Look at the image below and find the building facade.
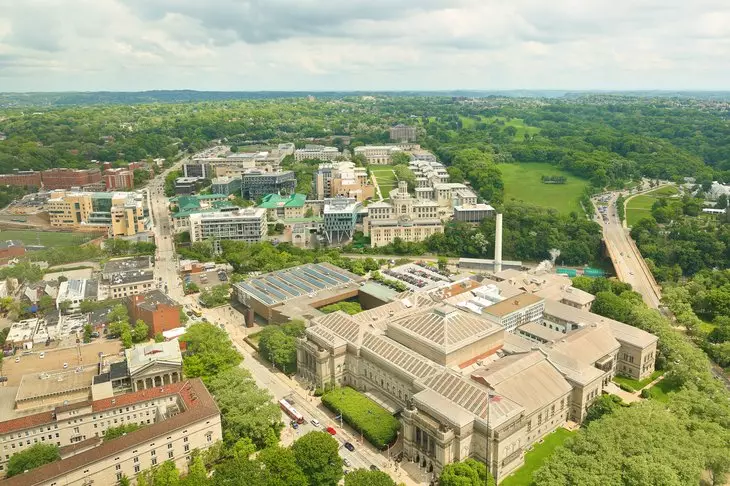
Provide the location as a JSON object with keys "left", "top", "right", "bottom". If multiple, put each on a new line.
{"left": 46, "top": 191, "right": 148, "bottom": 236}
{"left": 189, "top": 208, "right": 267, "bottom": 250}
{"left": 258, "top": 193, "right": 308, "bottom": 220}
{"left": 126, "top": 291, "right": 182, "bottom": 337}
{"left": 102, "top": 257, "right": 156, "bottom": 300}
{"left": 0, "top": 379, "right": 222, "bottom": 485}
{"left": 323, "top": 197, "right": 361, "bottom": 244}
{"left": 211, "top": 176, "right": 242, "bottom": 195}
{"left": 390, "top": 124, "right": 417, "bottom": 142}
{"left": 353, "top": 145, "right": 403, "bottom": 165}
{"left": 241, "top": 170, "right": 296, "bottom": 200}
{"left": 294, "top": 145, "right": 341, "bottom": 162}
{"left": 314, "top": 161, "right": 373, "bottom": 201}
{"left": 453, "top": 204, "right": 496, "bottom": 223}
{"left": 365, "top": 182, "right": 443, "bottom": 247}
{"left": 103, "top": 169, "right": 134, "bottom": 191}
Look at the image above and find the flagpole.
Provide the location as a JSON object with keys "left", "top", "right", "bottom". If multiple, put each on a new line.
{"left": 486, "top": 393, "right": 490, "bottom": 486}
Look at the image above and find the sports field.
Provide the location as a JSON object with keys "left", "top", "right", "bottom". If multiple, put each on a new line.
{"left": 0, "top": 230, "right": 102, "bottom": 247}
{"left": 370, "top": 166, "right": 397, "bottom": 199}
{"left": 500, "top": 163, "right": 588, "bottom": 214}
{"left": 625, "top": 186, "right": 679, "bottom": 227}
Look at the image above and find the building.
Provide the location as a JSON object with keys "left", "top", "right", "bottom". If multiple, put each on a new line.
{"left": 101, "top": 257, "right": 156, "bottom": 300}
{"left": 189, "top": 208, "right": 267, "bottom": 250}
{"left": 365, "top": 182, "right": 443, "bottom": 247}
{"left": 103, "top": 168, "right": 134, "bottom": 191}
{"left": 241, "top": 170, "right": 296, "bottom": 200}
{"left": 126, "top": 290, "right": 182, "bottom": 337}
{"left": 314, "top": 161, "right": 374, "bottom": 201}
{"left": 296, "top": 272, "right": 658, "bottom": 482}
{"left": 233, "top": 262, "right": 364, "bottom": 324}
{"left": 124, "top": 340, "right": 184, "bottom": 391}
{"left": 258, "top": 193, "right": 308, "bottom": 220}
{"left": 453, "top": 204, "right": 496, "bottom": 223}
{"left": 0, "top": 379, "right": 222, "bottom": 484}
{"left": 323, "top": 197, "right": 361, "bottom": 244}
{"left": 182, "top": 162, "right": 213, "bottom": 179}
{"left": 353, "top": 145, "right": 403, "bottom": 165}
{"left": 0, "top": 171, "right": 42, "bottom": 188}
{"left": 211, "top": 176, "right": 242, "bottom": 196}
{"left": 390, "top": 124, "right": 417, "bottom": 142}
{"left": 39, "top": 168, "right": 103, "bottom": 190}
{"left": 294, "top": 145, "right": 341, "bottom": 162}
{"left": 46, "top": 191, "right": 148, "bottom": 236}
{"left": 0, "top": 240, "right": 26, "bottom": 264}
{"left": 170, "top": 199, "right": 237, "bottom": 233}
{"left": 56, "top": 279, "right": 98, "bottom": 312}
{"left": 174, "top": 177, "right": 202, "bottom": 195}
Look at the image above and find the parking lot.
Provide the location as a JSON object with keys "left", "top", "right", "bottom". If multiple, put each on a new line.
{"left": 2, "top": 339, "right": 123, "bottom": 386}
{"left": 383, "top": 262, "right": 452, "bottom": 291}
{"left": 183, "top": 269, "right": 229, "bottom": 290}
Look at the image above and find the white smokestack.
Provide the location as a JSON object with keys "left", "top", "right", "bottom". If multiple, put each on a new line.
{"left": 494, "top": 213, "right": 503, "bottom": 273}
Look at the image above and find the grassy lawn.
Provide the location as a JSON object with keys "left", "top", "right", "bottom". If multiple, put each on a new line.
{"left": 499, "top": 162, "right": 589, "bottom": 214}
{"left": 645, "top": 379, "right": 678, "bottom": 403}
{"left": 370, "top": 166, "right": 397, "bottom": 197}
{"left": 626, "top": 186, "right": 679, "bottom": 227}
{"left": 0, "top": 229, "right": 102, "bottom": 247}
{"left": 613, "top": 370, "right": 664, "bottom": 391}
{"left": 485, "top": 116, "right": 541, "bottom": 141}
{"left": 501, "top": 428, "right": 576, "bottom": 486}
{"left": 321, "top": 387, "right": 400, "bottom": 449}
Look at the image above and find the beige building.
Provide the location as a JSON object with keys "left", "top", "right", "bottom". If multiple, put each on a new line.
{"left": 353, "top": 145, "right": 403, "bottom": 165}
{"left": 314, "top": 161, "right": 374, "bottom": 202}
{"left": 46, "top": 190, "right": 148, "bottom": 236}
{"left": 294, "top": 145, "right": 341, "bottom": 162}
{"left": 365, "top": 182, "right": 443, "bottom": 247}
{"left": 189, "top": 207, "right": 267, "bottom": 251}
{"left": 101, "top": 257, "right": 156, "bottom": 300}
{"left": 0, "top": 379, "right": 222, "bottom": 484}
{"left": 126, "top": 341, "right": 184, "bottom": 392}
{"left": 297, "top": 271, "right": 658, "bottom": 482}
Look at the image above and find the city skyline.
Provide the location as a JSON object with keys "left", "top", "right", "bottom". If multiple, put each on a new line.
{"left": 1, "top": 0, "right": 728, "bottom": 92}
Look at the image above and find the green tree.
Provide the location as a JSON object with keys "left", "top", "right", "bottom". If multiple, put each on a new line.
{"left": 152, "top": 460, "right": 180, "bottom": 486}
{"left": 83, "top": 324, "right": 93, "bottom": 343}
{"left": 232, "top": 437, "right": 256, "bottom": 461}
{"left": 38, "top": 295, "right": 55, "bottom": 315}
{"left": 584, "top": 394, "right": 624, "bottom": 425}
{"left": 121, "top": 328, "right": 133, "bottom": 348}
{"left": 181, "top": 323, "right": 242, "bottom": 378}
{"left": 344, "top": 469, "right": 396, "bottom": 486}
{"left": 437, "top": 256, "right": 449, "bottom": 272}
{"left": 392, "top": 165, "right": 416, "bottom": 193}
{"left": 439, "top": 458, "right": 494, "bottom": 486}
{"left": 103, "top": 423, "right": 142, "bottom": 441}
{"left": 206, "top": 367, "right": 282, "bottom": 447}
{"left": 291, "top": 431, "right": 344, "bottom": 486}
{"left": 390, "top": 151, "right": 411, "bottom": 165}
{"left": 717, "top": 193, "right": 728, "bottom": 210}
{"left": 119, "top": 475, "right": 131, "bottom": 486}
{"left": 155, "top": 332, "right": 165, "bottom": 343}
{"left": 6, "top": 443, "right": 60, "bottom": 477}
{"left": 181, "top": 454, "right": 209, "bottom": 486}
{"left": 133, "top": 319, "right": 149, "bottom": 342}
{"left": 257, "top": 447, "right": 309, "bottom": 486}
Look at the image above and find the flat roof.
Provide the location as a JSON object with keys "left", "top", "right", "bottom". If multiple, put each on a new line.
{"left": 234, "top": 262, "right": 361, "bottom": 307}
{"left": 102, "top": 256, "right": 151, "bottom": 274}
{"left": 483, "top": 293, "right": 543, "bottom": 317}
{"left": 15, "top": 367, "right": 97, "bottom": 403}
{"left": 517, "top": 321, "right": 565, "bottom": 342}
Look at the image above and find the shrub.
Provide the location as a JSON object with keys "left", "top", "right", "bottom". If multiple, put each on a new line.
{"left": 321, "top": 387, "right": 400, "bottom": 449}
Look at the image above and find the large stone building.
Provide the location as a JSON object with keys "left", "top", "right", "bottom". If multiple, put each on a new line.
{"left": 314, "top": 161, "right": 374, "bottom": 202}
{"left": 390, "top": 124, "right": 417, "bottom": 142}
{"left": 294, "top": 144, "right": 341, "bottom": 162}
{"left": 189, "top": 207, "right": 267, "bottom": 250}
{"left": 365, "top": 182, "right": 442, "bottom": 247}
{"left": 258, "top": 193, "right": 309, "bottom": 220}
{"left": 296, "top": 270, "right": 657, "bottom": 482}
{"left": 46, "top": 190, "right": 148, "bottom": 236}
{"left": 0, "top": 379, "right": 221, "bottom": 485}
{"left": 354, "top": 145, "right": 403, "bottom": 165}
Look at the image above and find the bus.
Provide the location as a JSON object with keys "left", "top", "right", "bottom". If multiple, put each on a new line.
{"left": 191, "top": 308, "right": 202, "bottom": 318}
{"left": 279, "top": 399, "right": 304, "bottom": 424}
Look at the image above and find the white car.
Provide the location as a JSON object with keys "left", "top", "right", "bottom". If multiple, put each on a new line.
{"left": 39, "top": 352, "right": 45, "bottom": 359}
{"left": 63, "top": 362, "right": 68, "bottom": 369}
{"left": 310, "top": 419, "right": 320, "bottom": 428}
{"left": 14, "top": 357, "right": 19, "bottom": 363}
{"left": 343, "top": 458, "right": 352, "bottom": 467}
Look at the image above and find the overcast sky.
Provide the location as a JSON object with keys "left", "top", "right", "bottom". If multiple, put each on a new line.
{"left": 0, "top": 0, "right": 728, "bottom": 92}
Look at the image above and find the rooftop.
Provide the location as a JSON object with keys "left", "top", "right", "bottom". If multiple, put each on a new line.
{"left": 102, "top": 256, "right": 151, "bottom": 275}
{"left": 517, "top": 321, "right": 565, "bottom": 343}
{"left": 483, "top": 293, "right": 544, "bottom": 317}
{"left": 129, "top": 290, "right": 180, "bottom": 312}
{"left": 125, "top": 340, "right": 183, "bottom": 375}
{"left": 258, "top": 193, "right": 307, "bottom": 209}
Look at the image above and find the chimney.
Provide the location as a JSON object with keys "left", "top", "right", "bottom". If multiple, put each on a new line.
{"left": 494, "top": 213, "right": 503, "bottom": 273}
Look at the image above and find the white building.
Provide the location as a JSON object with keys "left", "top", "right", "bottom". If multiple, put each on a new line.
{"left": 294, "top": 145, "right": 341, "bottom": 162}
{"left": 189, "top": 207, "right": 267, "bottom": 250}
{"left": 56, "top": 279, "right": 98, "bottom": 312}
{"left": 323, "top": 197, "right": 362, "bottom": 244}
{"left": 354, "top": 145, "right": 403, "bottom": 165}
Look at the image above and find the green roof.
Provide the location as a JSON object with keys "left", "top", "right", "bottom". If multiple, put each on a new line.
{"left": 170, "top": 194, "right": 227, "bottom": 203}
{"left": 172, "top": 203, "right": 236, "bottom": 219}
{"left": 258, "top": 193, "right": 307, "bottom": 209}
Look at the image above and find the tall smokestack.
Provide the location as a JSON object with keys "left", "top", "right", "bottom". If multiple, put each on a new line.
{"left": 494, "top": 213, "right": 503, "bottom": 273}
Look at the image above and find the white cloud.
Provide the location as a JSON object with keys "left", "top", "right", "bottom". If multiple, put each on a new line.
{"left": 0, "top": 0, "right": 728, "bottom": 91}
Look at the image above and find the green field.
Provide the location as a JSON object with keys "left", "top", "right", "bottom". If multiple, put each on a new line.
{"left": 501, "top": 428, "right": 576, "bottom": 486}
{"left": 499, "top": 163, "right": 589, "bottom": 214}
{"left": 613, "top": 370, "right": 663, "bottom": 392}
{"left": 645, "top": 379, "right": 678, "bottom": 403}
{"left": 625, "top": 186, "right": 679, "bottom": 227}
{"left": 0, "top": 230, "right": 102, "bottom": 247}
{"left": 321, "top": 387, "right": 400, "bottom": 449}
{"left": 370, "top": 166, "right": 397, "bottom": 198}
{"left": 458, "top": 115, "right": 540, "bottom": 141}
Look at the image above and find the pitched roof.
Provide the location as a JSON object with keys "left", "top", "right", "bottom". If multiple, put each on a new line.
{"left": 483, "top": 293, "right": 543, "bottom": 317}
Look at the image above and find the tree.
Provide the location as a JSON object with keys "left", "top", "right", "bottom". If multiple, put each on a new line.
{"left": 121, "top": 328, "right": 133, "bottom": 348}
{"left": 103, "top": 423, "right": 142, "bottom": 441}
{"left": 182, "top": 323, "right": 242, "bottom": 378}
{"left": 108, "top": 303, "right": 129, "bottom": 325}
{"left": 717, "top": 193, "right": 728, "bottom": 210}
{"left": 38, "top": 295, "right": 55, "bottom": 315}
{"left": 152, "top": 460, "right": 180, "bottom": 486}
{"left": 439, "top": 459, "right": 494, "bottom": 486}
{"left": 133, "top": 319, "right": 149, "bottom": 342}
{"left": 344, "top": 469, "right": 396, "bottom": 486}
{"left": 257, "top": 447, "right": 309, "bottom": 486}
{"left": 232, "top": 437, "right": 256, "bottom": 461}
{"left": 392, "top": 165, "right": 416, "bottom": 193}
{"left": 584, "top": 394, "right": 624, "bottom": 425}
{"left": 119, "top": 475, "right": 131, "bottom": 486}
{"left": 390, "top": 151, "right": 411, "bottom": 166}
{"left": 83, "top": 324, "right": 93, "bottom": 343}
{"left": 291, "top": 431, "right": 344, "bottom": 486}
{"left": 181, "top": 454, "right": 209, "bottom": 486}
{"left": 6, "top": 443, "right": 60, "bottom": 477}
{"left": 437, "top": 256, "right": 449, "bottom": 272}
{"left": 155, "top": 333, "right": 165, "bottom": 343}
{"left": 206, "top": 367, "right": 282, "bottom": 447}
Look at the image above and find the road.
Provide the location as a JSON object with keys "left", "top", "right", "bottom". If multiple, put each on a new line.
{"left": 144, "top": 151, "right": 412, "bottom": 482}
{"left": 594, "top": 191, "right": 662, "bottom": 308}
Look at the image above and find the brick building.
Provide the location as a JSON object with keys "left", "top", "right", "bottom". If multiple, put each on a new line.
{"left": 0, "top": 240, "right": 26, "bottom": 264}
{"left": 39, "top": 168, "right": 102, "bottom": 189}
{"left": 127, "top": 290, "right": 182, "bottom": 337}
{"left": 103, "top": 168, "right": 135, "bottom": 190}
{"left": 0, "top": 171, "right": 42, "bottom": 187}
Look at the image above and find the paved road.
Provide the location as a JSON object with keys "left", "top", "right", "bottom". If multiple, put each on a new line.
{"left": 594, "top": 191, "right": 662, "bottom": 308}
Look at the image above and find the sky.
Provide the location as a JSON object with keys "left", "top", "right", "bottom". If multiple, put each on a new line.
{"left": 0, "top": 0, "right": 729, "bottom": 92}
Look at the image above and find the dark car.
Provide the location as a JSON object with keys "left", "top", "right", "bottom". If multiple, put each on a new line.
{"left": 343, "top": 442, "right": 355, "bottom": 452}
{"left": 370, "top": 465, "right": 379, "bottom": 471}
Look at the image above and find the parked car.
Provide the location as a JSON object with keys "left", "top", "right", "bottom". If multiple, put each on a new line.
{"left": 291, "top": 421, "right": 299, "bottom": 429}
{"left": 14, "top": 357, "right": 19, "bottom": 363}
{"left": 310, "top": 419, "right": 320, "bottom": 428}
{"left": 344, "top": 442, "right": 355, "bottom": 452}
{"left": 39, "top": 352, "right": 45, "bottom": 359}
{"left": 343, "top": 458, "right": 352, "bottom": 467}
{"left": 370, "top": 465, "right": 380, "bottom": 471}
{"left": 326, "top": 426, "right": 336, "bottom": 435}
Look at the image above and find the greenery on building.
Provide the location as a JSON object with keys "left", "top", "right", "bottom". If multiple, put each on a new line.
{"left": 321, "top": 387, "right": 400, "bottom": 449}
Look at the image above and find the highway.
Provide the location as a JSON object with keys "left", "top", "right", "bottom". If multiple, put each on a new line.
{"left": 593, "top": 191, "right": 662, "bottom": 309}
{"left": 144, "top": 150, "right": 408, "bottom": 481}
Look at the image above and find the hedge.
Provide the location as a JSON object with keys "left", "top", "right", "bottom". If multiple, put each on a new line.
{"left": 321, "top": 387, "right": 400, "bottom": 449}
